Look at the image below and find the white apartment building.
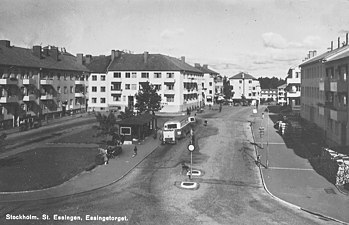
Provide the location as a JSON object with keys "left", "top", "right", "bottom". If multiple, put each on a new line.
{"left": 285, "top": 66, "right": 301, "bottom": 110}
{"left": 229, "top": 72, "right": 261, "bottom": 105}
{"left": 88, "top": 50, "right": 204, "bottom": 113}
{"left": 260, "top": 89, "right": 278, "bottom": 102}
{"left": 277, "top": 83, "right": 287, "bottom": 105}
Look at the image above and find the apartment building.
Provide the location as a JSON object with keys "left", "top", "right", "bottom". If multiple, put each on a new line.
{"left": 87, "top": 50, "right": 204, "bottom": 113}
{"left": 0, "top": 40, "right": 89, "bottom": 128}
{"left": 285, "top": 66, "right": 301, "bottom": 111}
{"left": 300, "top": 36, "right": 349, "bottom": 148}
{"left": 277, "top": 83, "right": 287, "bottom": 105}
{"left": 260, "top": 89, "right": 277, "bottom": 102}
{"left": 229, "top": 72, "right": 261, "bottom": 105}
{"left": 194, "top": 63, "right": 222, "bottom": 105}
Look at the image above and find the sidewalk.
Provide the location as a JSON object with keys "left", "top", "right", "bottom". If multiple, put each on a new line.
{"left": 0, "top": 133, "right": 160, "bottom": 202}
{"left": 251, "top": 106, "right": 349, "bottom": 223}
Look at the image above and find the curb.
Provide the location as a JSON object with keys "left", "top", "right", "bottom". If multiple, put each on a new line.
{"left": 0, "top": 142, "right": 161, "bottom": 202}
{"left": 249, "top": 115, "right": 349, "bottom": 225}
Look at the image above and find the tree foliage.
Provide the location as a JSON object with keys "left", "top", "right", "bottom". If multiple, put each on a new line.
{"left": 135, "top": 81, "right": 162, "bottom": 114}
{"left": 95, "top": 112, "right": 119, "bottom": 145}
{"left": 258, "top": 77, "right": 285, "bottom": 89}
{"left": 118, "top": 107, "right": 134, "bottom": 120}
{"left": 223, "top": 76, "right": 232, "bottom": 99}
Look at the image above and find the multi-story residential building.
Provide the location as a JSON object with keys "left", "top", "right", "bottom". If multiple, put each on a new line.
{"left": 229, "top": 72, "right": 261, "bottom": 105}
{"left": 87, "top": 50, "right": 204, "bottom": 113}
{"left": 0, "top": 40, "right": 89, "bottom": 128}
{"left": 260, "top": 89, "right": 277, "bottom": 102}
{"left": 277, "top": 83, "right": 287, "bottom": 105}
{"left": 285, "top": 66, "right": 301, "bottom": 111}
{"left": 300, "top": 36, "right": 349, "bottom": 148}
{"left": 194, "top": 63, "right": 221, "bottom": 105}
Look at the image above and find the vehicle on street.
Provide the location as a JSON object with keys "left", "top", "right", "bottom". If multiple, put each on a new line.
{"left": 161, "top": 116, "right": 195, "bottom": 144}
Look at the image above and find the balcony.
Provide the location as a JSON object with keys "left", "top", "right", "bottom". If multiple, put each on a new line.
{"left": 164, "top": 89, "right": 175, "bottom": 94}
{"left": 23, "top": 78, "right": 36, "bottom": 85}
{"left": 40, "top": 94, "right": 53, "bottom": 100}
{"left": 0, "top": 96, "right": 18, "bottom": 103}
{"left": 164, "top": 78, "right": 176, "bottom": 83}
{"left": 75, "top": 80, "right": 85, "bottom": 85}
{"left": 330, "top": 80, "right": 348, "bottom": 92}
{"left": 75, "top": 93, "right": 84, "bottom": 98}
{"left": 40, "top": 79, "right": 54, "bottom": 85}
{"left": 23, "top": 94, "right": 36, "bottom": 101}
{"left": 110, "top": 88, "right": 122, "bottom": 94}
{"left": 286, "top": 91, "right": 301, "bottom": 98}
{"left": 0, "top": 78, "right": 18, "bottom": 85}
{"left": 319, "top": 82, "right": 324, "bottom": 91}
{"left": 330, "top": 108, "right": 348, "bottom": 122}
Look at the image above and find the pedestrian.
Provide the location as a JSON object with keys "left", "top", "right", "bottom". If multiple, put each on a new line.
{"left": 262, "top": 112, "right": 264, "bottom": 119}
{"left": 133, "top": 145, "right": 138, "bottom": 156}
{"left": 120, "top": 134, "right": 125, "bottom": 145}
{"left": 257, "top": 155, "right": 261, "bottom": 165}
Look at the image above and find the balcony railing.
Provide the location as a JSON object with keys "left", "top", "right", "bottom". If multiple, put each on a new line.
{"left": 0, "top": 96, "right": 18, "bottom": 103}
{"left": 40, "top": 79, "right": 54, "bottom": 85}
{"left": 75, "top": 93, "right": 84, "bottom": 98}
{"left": 0, "top": 78, "right": 18, "bottom": 85}
{"left": 23, "top": 78, "right": 36, "bottom": 85}
{"left": 330, "top": 108, "right": 347, "bottom": 122}
{"left": 110, "top": 88, "right": 122, "bottom": 93}
{"left": 75, "top": 80, "right": 85, "bottom": 85}
{"left": 40, "top": 94, "right": 53, "bottom": 100}
{"left": 330, "top": 80, "right": 347, "bottom": 92}
{"left": 23, "top": 94, "right": 36, "bottom": 101}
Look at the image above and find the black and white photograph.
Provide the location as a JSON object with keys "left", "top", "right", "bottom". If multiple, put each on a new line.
{"left": 0, "top": 0, "right": 348, "bottom": 224}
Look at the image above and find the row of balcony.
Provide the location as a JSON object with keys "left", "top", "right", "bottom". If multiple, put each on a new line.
{"left": 319, "top": 79, "right": 348, "bottom": 92}
{"left": 0, "top": 78, "right": 86, "bottom": 86}
{"left": 0, "top": 93, "right": 85, "bottom": 103}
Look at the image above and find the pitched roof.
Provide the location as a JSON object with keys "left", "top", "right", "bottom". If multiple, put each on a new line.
{"left": 229, "top": 72, "right": 257, "bottom": 80}
{"left": 0, "top": 44, "right": 89, "bottom": 72}
{"left": 116, "top": 113, "right": 155, "bottom": 125}
{"left": 326, "top": 48, "right": 349, "bottom": 62}
{"left": 86, "top": 55, "right": 111, "bottom": 73}
{"left": 300, "top": 45, "right": 349, "bottom": 67}
{"left": 108, "top": 53, "right": 202, "bottom": 73}
{"left": 196, "top": 65, "right": 219, "bottom": 75}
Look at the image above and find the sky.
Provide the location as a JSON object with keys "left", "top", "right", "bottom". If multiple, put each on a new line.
{"left": 1, "top": 0, "right": 349, "bottom": 79}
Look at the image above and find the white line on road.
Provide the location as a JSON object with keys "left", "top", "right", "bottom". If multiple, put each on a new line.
{"left": 267, "top": 167, "right": 314, "bottom": 171}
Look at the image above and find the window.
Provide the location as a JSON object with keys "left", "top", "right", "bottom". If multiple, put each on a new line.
{"left": 154, "top": 84, "right": 161, "bottom": 90}
{"left": 101, "top": 75, "right": 106, "bottom": 81}
{"left": 131, "top": 84, "right": 137, "bottom": 90}
{"left": 209, "top": 82, "right": 212, "bottom": 86}
{"left": 154, "top": 73, "right": 162, "bottom": 78}
{"left": 249, "top": 80, "right": 252, "bottom": 83}
{"left": 70, "top": 75, "right": 74, "bottom": 80}
{"left": 113, "top": 95, "right": 121, "bottom": 101}
{"left": 92, "top": 75, "right": 97, "bottom": 81}
{"left": 125, "top": 84, "right": 130, "bottom": 90}
{"left": 70, "top": 86, "right": 74, "bottom": 93}
{"left": 141, "top": 72, "right": 149, "bottom": 78}
{"left": 239, "top": 80, "right": 242, "bottom": 83}
{"left": 92, "top": 98, "right": 97, "bottom": 103}
{"left": 70, "top": 99, "right": 73, "bottom": 106}
{"left": 120, "top": 127, "right": 131, "bottom": 135}
{"left": 113, "top": 72, "right": 121, "bottom": 78}
{"left": 57, "top": 74, "right": 61, "bottom": 80}
{"left": 167, "top": 73, "right": 174, "bottom": 78}
{"left": 125, "top": 73, "right": 131, "bottom": 78}
{"left": 101, "top": 86, "right": 106, "bottom": 92}
{"left": 92, "top": 86, "right": 97, "bottom": 92}
{"left": 132, "top": 72, "right": 137, "bottom": 78}
{"left": 167, "top": 84, "right": 174, "bottom": 90}
{"left": 101, "top": 98, "right": 106, "bottom": 103}
{"left": 64, "top": 74, "right": 67, "bottom": 80}
{"left": 166, "top": 95, "right": 174, "bottom": 102}
{"left": 209, "top": 90, "right": 212, "bottom": 94}
{"left": 57, "top": 86, "right": 61, "bottom": 93}
{"left": 64, "top": 86, "right": 68, "bottom": 94}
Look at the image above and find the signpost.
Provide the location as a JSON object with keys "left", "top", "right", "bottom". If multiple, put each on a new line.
{"left": 187, "top": 144, "right": 195, "bottom": 179}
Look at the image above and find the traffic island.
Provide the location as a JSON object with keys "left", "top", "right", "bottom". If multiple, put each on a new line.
{"left": 186, "top": 169, "right": 204, "bottom": 177}
{"left": 174, "top": 181, "right": 200, "bottom": 190}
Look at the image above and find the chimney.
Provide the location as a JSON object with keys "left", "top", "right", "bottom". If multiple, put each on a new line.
{"left": 338, "top": 37, "right": 341, "bottom": 48}
{"left": 194, "top": 63, "right": 201, "bottom": 68}
{"left": 0, "top": 40, "right": 10, "bottom": 47}
{"left": 33, "top": 45, "right": 42, "bottom": 58}
{"left": 144, "top": 51, "right": 149, "bottom": 64}
{"left": 111, "top": 50, "right": 116, "bottom": 61}
{"left": 76, "top": 53, "right": 83, "bottom": 65}
{"left": 203, "top": 64, "right": 208, "bottom": 69}
{"left": 50, "top": 46, "right": 59, "bottom": 61}
{"left": 181, "top": 56, "right": 185, "bottom": 63}
{"left": 43, "top": 46, "right": 49, "bottom": 56}
{"left": 346, "top": 33, "right": 348, "bottom": 46}
{"left": 115, "top": 50, "right": 120, "bottom": 58}
{"left": 331, "top": 41, "right": 333, "bottom": 51}
{"left": 312, "top": 50, "right": 317, "bottom": 57}
{"left": 85, "top": 55, "right": 92, "bottom": 64}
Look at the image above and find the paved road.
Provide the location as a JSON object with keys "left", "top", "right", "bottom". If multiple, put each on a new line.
{"left": 0, "top": 106, "right": 337, "bottom": 225}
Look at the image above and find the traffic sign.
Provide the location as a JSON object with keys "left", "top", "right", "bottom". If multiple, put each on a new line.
{"left": 187, "top": 144, "right": 195, "bottom": 152}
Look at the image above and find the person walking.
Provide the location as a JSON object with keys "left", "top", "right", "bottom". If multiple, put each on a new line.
{"left": 133, "top": 145, "right": 138, "bottom": 157}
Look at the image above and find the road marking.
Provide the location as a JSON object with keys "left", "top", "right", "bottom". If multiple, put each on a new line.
{"left": 261, "top": 142, "right": 285, "bottom": 145}
{"left": 267, "top": 167, "right": 314, "bottom": 171}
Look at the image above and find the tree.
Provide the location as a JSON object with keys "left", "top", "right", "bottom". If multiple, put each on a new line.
{"left": 95, "top": 112, "right": 119, "bottom": 145}
{"left": 118, "top": 107, "right": 134, "bottom": 120}
{"left": 223, "top": 76, "right": 232, "bottom": 99}
{"left": 135, "top": 81, "right": 162, "bottom": 114}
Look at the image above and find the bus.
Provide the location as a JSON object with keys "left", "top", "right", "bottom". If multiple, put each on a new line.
{"left": 161, "top": 116, "right": 195, "bottom": 144}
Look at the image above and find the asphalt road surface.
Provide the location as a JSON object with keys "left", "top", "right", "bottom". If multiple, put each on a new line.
{"left": 0, "top": 106, "right": 337, "bottom": 225}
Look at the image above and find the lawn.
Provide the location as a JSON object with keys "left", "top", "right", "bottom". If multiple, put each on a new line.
{"left": 0, "top": 146, "right": 98, "bottom": 192}
{"left": 54, "top": 126, "right": 106, "bottom": 144}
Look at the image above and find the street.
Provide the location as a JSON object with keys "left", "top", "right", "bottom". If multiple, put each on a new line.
{"left": 0, "top": 106, "right": 337, "bottom": 225}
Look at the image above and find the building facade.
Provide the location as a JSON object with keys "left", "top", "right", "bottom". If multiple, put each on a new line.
{"left": 0, "top": 40, "right": 89, "bottom": 128}
{"left": 260, "top": 89, "right": 277, "bottom": 102}
{"left": 277, "top": 83, "right": 287, "bottom": 105}
{"left": 229, "top": 72, "right": 261, "bottom": 105}
{"left": 300, "top": 40, "right": 349, "bottom": 148}
{"left": 285, "top": 66, "right": 301, "bottom": 110}
{"left": 87, "top": 50, "right": 204, "bottom": 113}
